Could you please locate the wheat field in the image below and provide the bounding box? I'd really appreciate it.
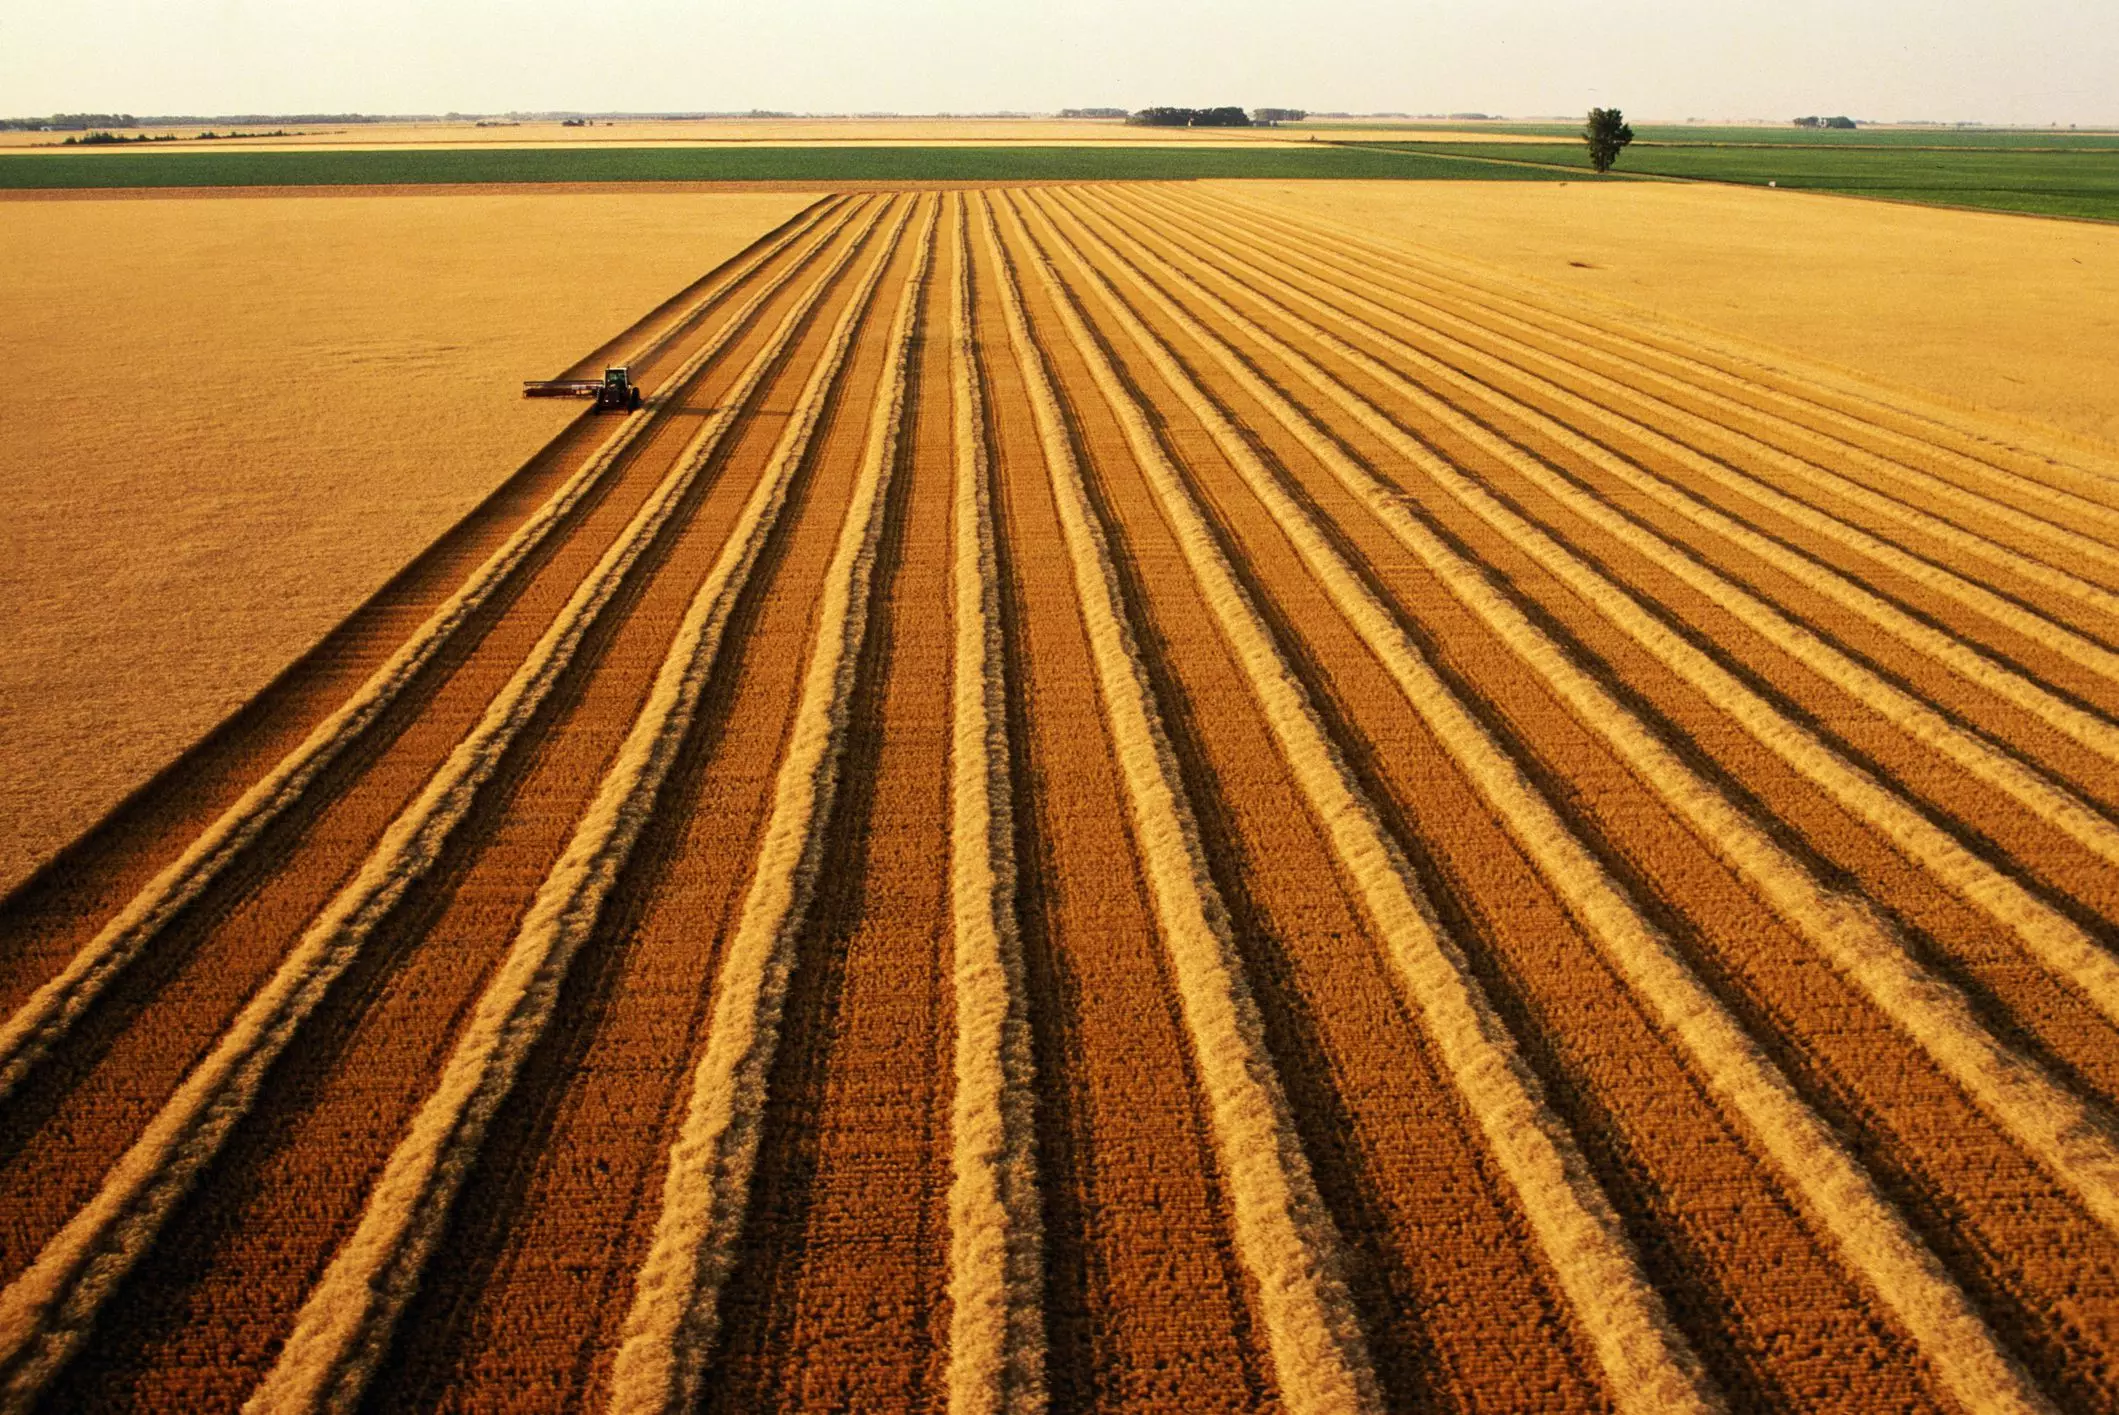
[2,184,2118,1412]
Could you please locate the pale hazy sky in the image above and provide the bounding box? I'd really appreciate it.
[4,0,2115,127]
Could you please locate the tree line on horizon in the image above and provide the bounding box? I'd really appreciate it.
[1121,107,1310,128]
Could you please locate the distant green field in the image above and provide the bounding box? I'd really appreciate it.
[1311,122,2119,150]
[0,143,1567,189]
[1356,140,2119,221]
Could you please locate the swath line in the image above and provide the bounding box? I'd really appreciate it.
[980,193,1383,1415]
[942,193,1046,1415]
[0,196,896,1415]
[0,193,856,1110]
[1012,190,1717,1415]
[1041,186,2061,1415]
[605,194,938,1415]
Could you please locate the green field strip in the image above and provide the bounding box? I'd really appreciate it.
[0,143,1570,189]
[1357,141,2119,221]
[1306,122,2119,150]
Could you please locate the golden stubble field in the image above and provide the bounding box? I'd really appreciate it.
[0,190,813,893]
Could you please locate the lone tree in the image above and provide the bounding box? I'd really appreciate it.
[1584,106,1634,172]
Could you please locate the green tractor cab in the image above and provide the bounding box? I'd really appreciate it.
[598,366,643,411]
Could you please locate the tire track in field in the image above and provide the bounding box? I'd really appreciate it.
[1097,188,2119,1051]
[1014,190,1715,1414]
[606,195,937,1415]
[1194,188,2119,525]
[980,192,1383,1415]
[943,192,1046,1415]
[0,196,857,1108]
[0,199,899,1414]
[1051,185,2069,1414]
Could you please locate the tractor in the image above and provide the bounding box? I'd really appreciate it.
[522,365,644,412]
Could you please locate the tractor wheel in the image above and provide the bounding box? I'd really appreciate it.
[630,387,642,410]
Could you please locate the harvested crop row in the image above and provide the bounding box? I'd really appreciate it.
[0,198,899,1415]
[697,196,959,1415]
[1099,185,2119,1052]
[980,192,1382,1415]
[1192,187,2119,521]
[944,192,1045,1415]
[1013,189,1715,1414]
[0,194,855,1107]
[607,193,936,1415]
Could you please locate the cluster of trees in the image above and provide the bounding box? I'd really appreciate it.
[1793,115,1858,129]
[0,112,140,131]
[1126,106,1254,128]
[1120,107,1309,127]
[59,130,173,145]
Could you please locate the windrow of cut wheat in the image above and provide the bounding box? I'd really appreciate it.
[608,193,937,1415]
[943,193,1046,1415]
[1046,186,2057,1415]
[1014,188,1717,1415]
[0,193,855,1112]
[982,192,1384,1415]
